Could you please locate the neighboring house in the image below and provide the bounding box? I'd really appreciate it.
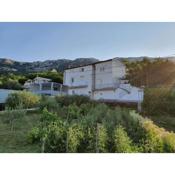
[63,58,144,103]
[24,76,68,96]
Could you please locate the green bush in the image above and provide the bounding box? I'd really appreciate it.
[26,96,175,153]
[114,125,135,153]
[67,123,84,153]
[39,96,59,112]
[97,124,108,153]
[142,120,164,153]
[6,91,40,109]
[27,127,40,143]
[55,95,93,107]
[163,132,175,152]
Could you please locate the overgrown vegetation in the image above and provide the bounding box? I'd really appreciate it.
[25,95,175,153]
[6,91,40,109]
[125,58,175,131]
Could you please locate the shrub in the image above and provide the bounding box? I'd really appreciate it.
[114,125,135,153]
[142,120,164,153]
[97,124,108,153]
[67,103,82,122]
[6,91,40,109]
[39,96,59,112]
[44,120,67,153]
[163,132,175,152]
[55,95,92,107]
[27,127,40,143]
[67,123,84,153]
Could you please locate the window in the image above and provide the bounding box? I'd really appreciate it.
[80,75,84,78]
[71,77,74,83]
[81,68,84,72]
[72,90,75,95]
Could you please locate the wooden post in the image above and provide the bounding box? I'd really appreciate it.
[95,123,99,153]
[66,132,69,153]
[41,137,46,153]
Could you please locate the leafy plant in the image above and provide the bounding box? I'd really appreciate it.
[6,91,40,109]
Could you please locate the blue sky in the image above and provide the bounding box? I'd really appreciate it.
[1,22,175,62]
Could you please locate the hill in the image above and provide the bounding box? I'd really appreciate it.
[0,58,99,73]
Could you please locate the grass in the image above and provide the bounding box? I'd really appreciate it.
[0,111,41,153]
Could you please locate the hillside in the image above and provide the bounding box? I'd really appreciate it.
[0,58,99,73]
[1,56,175,74]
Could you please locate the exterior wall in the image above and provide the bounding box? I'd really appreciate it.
[94,59,126,90]
[94,86,143,102]
[112,58,126,85]
[64,65,93,97]
[95,61,113,89]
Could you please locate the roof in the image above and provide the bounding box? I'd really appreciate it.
[34,77,51,81]
[65,59,113,70]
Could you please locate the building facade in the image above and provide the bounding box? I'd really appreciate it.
[63,58,144,103]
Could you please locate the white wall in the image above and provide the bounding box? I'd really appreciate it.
[95,61,113,89]
[94,85,143,103]
[64,65,93,96]
[112,58,126,84]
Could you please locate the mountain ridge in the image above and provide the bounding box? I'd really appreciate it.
[1,56,175,73]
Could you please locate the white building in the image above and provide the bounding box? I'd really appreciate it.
[63,58,144,103]
[24,76,68,96]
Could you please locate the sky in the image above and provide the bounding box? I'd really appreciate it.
[1,22,175,62]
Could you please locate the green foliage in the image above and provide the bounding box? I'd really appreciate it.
[98,124,108,153]
[55,95,92,107]
[114,125,134,153]
[6,91,40,109]
[26,71,63,83]
[44,120,67,153]
[27,127,40,143]
[142,88,175,116]
[23,96,175,153]
[67,103,82,121]
[0,73,26,90]
[142,120,164,153]
[39,96,59,112]
[163,132,175,152]
[1,106,26,131]
[67,123,84,153]
[125,58,175,88]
